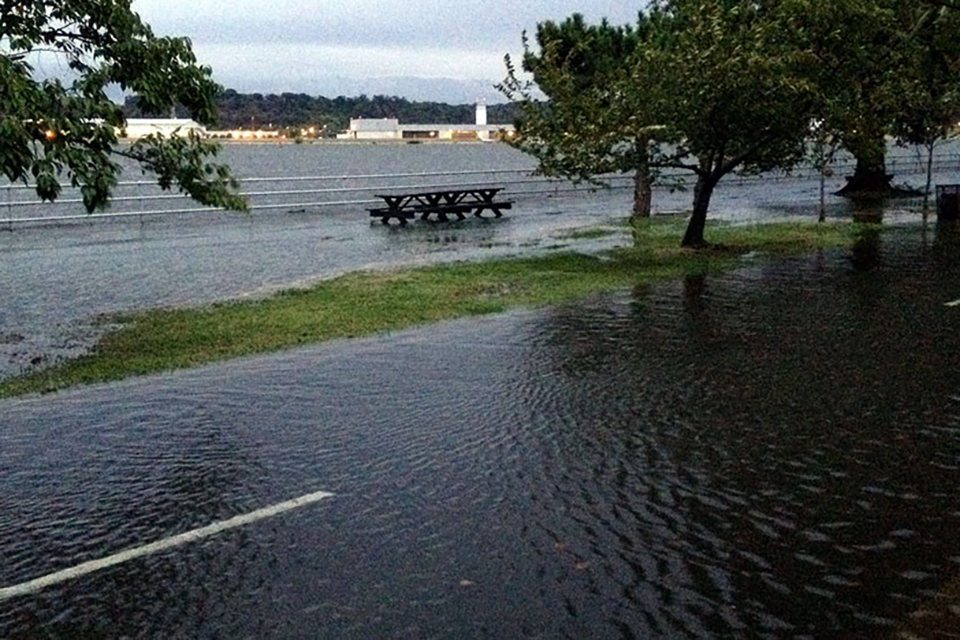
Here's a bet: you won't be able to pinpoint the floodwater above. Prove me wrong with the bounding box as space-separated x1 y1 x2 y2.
4 142 960 637
0 143 627 379
2 223 960 637
2 142 959 379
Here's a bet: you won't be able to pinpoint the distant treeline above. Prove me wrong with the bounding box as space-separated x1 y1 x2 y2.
124 90 521 135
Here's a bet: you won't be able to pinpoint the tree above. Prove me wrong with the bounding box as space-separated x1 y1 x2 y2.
1 0 245 212
790 0 906 195
786 0 960 197
503 2 814 247
893 3 960 209
809 120 841 223
498 14 660 219
645 0 813 246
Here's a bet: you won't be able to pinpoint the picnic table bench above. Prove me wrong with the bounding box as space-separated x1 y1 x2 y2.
369 187 512 225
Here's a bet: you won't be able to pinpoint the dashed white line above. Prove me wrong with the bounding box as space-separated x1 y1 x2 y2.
947 299 960 307
0 489 334 602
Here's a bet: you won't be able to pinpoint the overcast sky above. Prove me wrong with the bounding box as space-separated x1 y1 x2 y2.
131 1 645 103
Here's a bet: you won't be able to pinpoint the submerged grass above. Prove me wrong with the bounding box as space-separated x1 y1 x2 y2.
0 218 862 398
553 225 626 240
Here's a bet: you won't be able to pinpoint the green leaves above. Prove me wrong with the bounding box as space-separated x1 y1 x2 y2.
498 15 656 190
505 0 960 238
126 133 248 212
502 1 824 245
1 0 245 212
892 3 960 147
656 0 812 168
503 3 814 210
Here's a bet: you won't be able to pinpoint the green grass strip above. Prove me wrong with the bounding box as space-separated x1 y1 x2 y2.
0 218 861 398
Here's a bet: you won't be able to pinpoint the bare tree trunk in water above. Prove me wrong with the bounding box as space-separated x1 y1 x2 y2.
633 166 652 219
924 141 935 222
838 132 892 195
839 155 893 194
819 167 827 223
682 174 716 248
631 138 652 220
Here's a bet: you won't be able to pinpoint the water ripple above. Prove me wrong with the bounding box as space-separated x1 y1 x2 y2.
3 227 960 636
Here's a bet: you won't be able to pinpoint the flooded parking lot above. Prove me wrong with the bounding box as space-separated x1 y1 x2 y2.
2 223 960 637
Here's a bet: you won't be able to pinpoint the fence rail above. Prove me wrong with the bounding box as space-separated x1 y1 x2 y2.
3 151 960 228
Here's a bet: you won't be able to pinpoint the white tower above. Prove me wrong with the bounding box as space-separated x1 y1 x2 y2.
475 100 488 126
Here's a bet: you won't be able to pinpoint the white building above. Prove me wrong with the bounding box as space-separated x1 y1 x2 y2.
337 103 515 142
120 118 206 138
339 118 403 140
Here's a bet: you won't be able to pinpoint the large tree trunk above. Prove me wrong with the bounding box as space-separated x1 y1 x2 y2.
631 137 652 219
837 131 892 196
838 155 893 194
682 174 716 248
632 164 652 219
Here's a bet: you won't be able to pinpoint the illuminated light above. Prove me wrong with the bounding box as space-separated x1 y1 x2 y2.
45 129 56 140
308 127 316 135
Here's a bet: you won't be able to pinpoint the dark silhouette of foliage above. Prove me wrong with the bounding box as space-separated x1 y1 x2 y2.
1 0 245 211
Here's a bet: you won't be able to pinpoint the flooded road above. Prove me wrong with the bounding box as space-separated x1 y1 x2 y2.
2 225 960 637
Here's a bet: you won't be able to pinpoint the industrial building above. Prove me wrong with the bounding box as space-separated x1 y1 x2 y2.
336 102 515 141
119 118 206 138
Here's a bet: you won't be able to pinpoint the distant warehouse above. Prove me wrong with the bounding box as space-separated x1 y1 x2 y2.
118 118 206 138
337 102 515 142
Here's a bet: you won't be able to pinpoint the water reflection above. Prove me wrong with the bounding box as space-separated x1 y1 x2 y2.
4 140 960 382
934 220 960 257
850 224 882 271
847 197 886 225
3 223 960 637
374 216 508 252
522 231 960 634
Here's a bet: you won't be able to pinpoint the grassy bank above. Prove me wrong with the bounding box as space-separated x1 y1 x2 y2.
0 218 861 399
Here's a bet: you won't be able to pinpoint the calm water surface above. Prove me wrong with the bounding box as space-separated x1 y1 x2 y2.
2 224 960 637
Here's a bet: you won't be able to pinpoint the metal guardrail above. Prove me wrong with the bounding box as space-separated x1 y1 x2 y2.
0 168 634 227
3 152 960 228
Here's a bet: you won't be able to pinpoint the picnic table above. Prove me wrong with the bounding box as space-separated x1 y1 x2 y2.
368 187 512 225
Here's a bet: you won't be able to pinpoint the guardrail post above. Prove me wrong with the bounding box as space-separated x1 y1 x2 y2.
4 184 12 231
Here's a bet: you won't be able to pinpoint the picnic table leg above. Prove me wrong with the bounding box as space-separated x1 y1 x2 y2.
475 206 501 218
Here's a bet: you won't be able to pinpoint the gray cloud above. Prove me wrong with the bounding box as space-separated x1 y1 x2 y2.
132 1 646 99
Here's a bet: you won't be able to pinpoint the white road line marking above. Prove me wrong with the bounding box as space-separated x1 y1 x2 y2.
947 299 960 307
0 489 334 602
